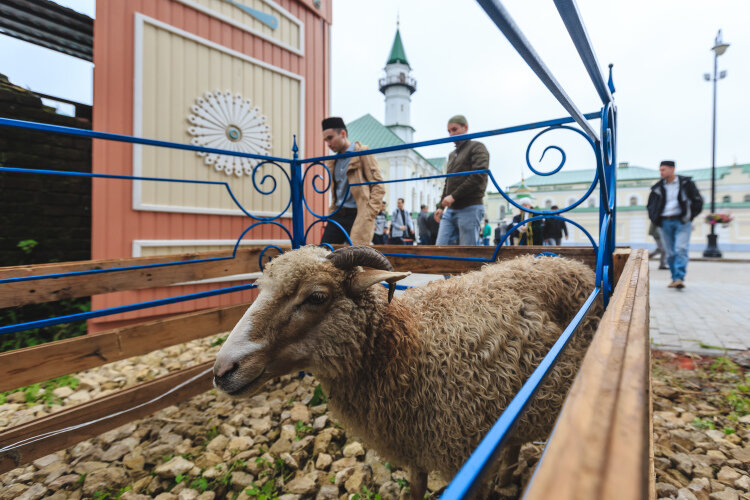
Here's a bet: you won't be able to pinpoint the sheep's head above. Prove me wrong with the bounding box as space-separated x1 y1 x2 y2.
213 245 410 397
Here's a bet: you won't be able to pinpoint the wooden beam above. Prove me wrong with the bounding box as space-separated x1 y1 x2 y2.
612 248 632 287
0 247 279 307
0 303 247 393
371 245 596 274
0 362 213 475
524 249 650 500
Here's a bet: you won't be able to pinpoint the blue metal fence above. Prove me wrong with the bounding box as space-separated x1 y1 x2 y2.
0 0 616 497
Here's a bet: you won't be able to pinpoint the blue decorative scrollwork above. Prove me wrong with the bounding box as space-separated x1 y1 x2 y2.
249 160 293 220
301 161 332 219
258 245 284 271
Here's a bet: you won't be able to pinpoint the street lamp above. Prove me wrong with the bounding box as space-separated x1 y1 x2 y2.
702 29 729 258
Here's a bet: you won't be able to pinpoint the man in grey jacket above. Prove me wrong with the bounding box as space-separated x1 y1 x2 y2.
435 115 489 245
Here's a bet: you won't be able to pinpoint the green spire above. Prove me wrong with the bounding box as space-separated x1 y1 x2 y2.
387 29 410 67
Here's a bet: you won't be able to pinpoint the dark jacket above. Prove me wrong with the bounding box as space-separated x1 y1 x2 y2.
441 140 489 209
425 213 441 245
647 175 703 227
512 213 543 245
543 218 568 240
417 211 432 241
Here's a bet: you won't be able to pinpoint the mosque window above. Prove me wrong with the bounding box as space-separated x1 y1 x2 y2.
745 194 750 202
568 197 578 207
629 195 638 206
587 198 596 208
722 195 731 203
544 199 553 209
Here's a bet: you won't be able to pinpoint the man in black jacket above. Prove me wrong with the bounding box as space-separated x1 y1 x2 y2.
543 205 568 245
646 160 703 289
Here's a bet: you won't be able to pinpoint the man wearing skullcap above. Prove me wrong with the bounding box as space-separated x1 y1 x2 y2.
320 117 385 245
435 115 489 245
647 160 703 289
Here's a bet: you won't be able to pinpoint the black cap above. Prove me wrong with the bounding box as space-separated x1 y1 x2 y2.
660 160 675 167
322 117 346 131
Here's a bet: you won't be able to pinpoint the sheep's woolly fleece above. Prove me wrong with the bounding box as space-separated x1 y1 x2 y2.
256 246 603 481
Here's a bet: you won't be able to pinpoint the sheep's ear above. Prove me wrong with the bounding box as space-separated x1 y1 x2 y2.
349 269 411 303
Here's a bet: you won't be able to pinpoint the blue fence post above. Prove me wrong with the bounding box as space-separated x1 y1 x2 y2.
290 135 305 249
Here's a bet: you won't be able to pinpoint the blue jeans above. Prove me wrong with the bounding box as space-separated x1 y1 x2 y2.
435 204 485 245
659 219 691 281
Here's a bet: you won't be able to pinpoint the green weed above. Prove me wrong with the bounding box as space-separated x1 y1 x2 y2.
691 417 716 430
310 384 328 406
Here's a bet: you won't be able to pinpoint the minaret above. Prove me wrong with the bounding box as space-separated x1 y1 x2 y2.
379 21 416 143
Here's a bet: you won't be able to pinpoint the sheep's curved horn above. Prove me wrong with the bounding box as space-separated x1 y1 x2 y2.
327 246 404 302
326 246 394 272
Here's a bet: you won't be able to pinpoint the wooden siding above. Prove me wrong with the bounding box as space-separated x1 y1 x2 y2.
176 0 302 53
91 0 330 331
136 16 301 216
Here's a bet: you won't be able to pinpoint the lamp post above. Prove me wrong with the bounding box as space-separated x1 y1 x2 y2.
702 29 729 258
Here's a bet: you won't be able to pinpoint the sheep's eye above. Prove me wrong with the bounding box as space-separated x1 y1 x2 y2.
305 292 328 306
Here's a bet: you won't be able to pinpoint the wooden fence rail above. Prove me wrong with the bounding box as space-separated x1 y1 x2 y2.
524 248 652 500
0 362 213 474
0 304 246 393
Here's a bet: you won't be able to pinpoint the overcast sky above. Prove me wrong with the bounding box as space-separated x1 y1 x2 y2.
1 0 748 189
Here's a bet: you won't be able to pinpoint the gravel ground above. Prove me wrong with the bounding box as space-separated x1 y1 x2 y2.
0 335 544 500
652 350 750 500
1 339 747 499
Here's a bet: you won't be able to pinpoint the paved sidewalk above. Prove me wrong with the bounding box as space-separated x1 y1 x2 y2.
649 259 750 355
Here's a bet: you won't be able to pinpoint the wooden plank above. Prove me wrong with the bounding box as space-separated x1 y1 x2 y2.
370 245 597 274
612 247 632 287
0 247 276 307
601 251 650 499
0 362 213 475
524 249 649 500
0 303 248 393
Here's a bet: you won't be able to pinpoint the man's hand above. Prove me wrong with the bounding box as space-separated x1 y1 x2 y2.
400 226 406 231
441 194 455 208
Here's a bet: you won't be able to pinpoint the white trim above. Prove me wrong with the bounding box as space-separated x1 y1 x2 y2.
132 238 290 256
133 238 287 285
176 0 304 56
134 202 290 218
132 13 305 216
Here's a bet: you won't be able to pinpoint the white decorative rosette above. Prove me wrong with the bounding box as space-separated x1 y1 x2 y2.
187 90 272 176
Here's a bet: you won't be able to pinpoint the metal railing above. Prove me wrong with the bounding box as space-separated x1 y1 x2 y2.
0 0 616 497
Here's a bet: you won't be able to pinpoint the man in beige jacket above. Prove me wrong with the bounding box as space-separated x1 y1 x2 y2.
321 117 385 245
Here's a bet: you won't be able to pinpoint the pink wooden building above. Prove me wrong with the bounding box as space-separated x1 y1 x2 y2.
90 0 331 332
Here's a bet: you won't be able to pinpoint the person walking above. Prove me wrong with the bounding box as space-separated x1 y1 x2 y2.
417 204 433 245
542 206 568 245
647 160 703 289
321 117 385 245
481 219 492 245
494 220 507 246
512 200 543 245
425 208 442 245
390 198 415 245
648 221 668 270
435 115 489 246
372 201 388 245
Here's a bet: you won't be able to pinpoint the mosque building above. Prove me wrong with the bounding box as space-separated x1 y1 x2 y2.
345 25 445 214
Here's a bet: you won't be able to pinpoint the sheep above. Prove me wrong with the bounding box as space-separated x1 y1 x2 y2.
213 245 603 498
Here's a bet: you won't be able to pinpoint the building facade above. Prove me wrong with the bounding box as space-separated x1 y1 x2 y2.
486 162 750 251
91 0 333 331
343 26 444 215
